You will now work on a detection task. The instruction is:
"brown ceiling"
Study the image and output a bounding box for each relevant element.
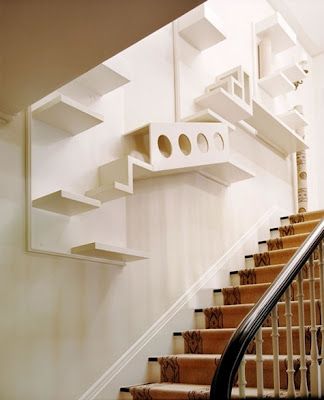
[0,0,204,115]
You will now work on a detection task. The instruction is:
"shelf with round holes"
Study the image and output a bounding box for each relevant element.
[85,122,255,202]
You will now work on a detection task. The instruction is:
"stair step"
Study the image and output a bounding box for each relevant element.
[203,300,321,329]
[215,278,321,305]
[126,383,289,399]
[266,232,308,251]
[180,326,321,355]
[288,209,324,224]
[279,219,320,237]
[231,262,319,286]
[151,354,309,389]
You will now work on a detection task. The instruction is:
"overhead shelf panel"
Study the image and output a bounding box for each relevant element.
[73,64,129,96]
[258,72,295,97]
[71,242,149,262]
[278,109,309,131]
[256,12,297,54]
[32,94,104,135]
[199,158,255,186]
[178,4,226,50]
[195,88,252,123]
[32,190,101,216]
[245,100,308,156]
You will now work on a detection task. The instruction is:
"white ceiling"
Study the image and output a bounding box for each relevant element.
[268,0,324,56]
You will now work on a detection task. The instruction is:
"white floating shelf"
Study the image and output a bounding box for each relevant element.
[278,109,309,131]
[71,242,148,262]
[74,64,129,96]
[182,108,236,131]
[195,88,252,123]
[258,72,295,97]
[256,12,297,54]
[178,4,225,51]
[32,93,104,135]
[245,100,308,156]
[199,158,255,186]
[32,190,101,216]
[282,63,307,83]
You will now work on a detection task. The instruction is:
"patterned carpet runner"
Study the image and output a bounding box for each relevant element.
[125,210,324,399]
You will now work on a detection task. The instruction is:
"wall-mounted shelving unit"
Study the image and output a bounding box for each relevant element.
[282,63,307,83]
[178,4,226,51]
[258,62,308,97]
[71,242,149,262]
[278,109,309,132]
[244,100,308,156]
[258,72,295,97]
[32,93,104,135]
[182,108,236,131]
[255,12,297,54]
[70,63,129,96]
[32,190,101,216]
[195,88,251,123]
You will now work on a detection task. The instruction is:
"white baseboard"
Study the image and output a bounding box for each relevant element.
[78,205,282,400]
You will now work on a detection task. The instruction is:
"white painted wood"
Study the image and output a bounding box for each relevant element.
[283,63,307,83]
[71,242,149,262]
[71,64,129,96]
[319,242,324,397]
[238,356,247,399]
[182,108,236,131]
[284,286,296,398]
[271,305,281,397]
[308,255,321,397]
[258,72,295,97]
[296,272,309,397]
[255,328,264,397]
[32,93,104,135]
[195,88,252,123]
[259,36,273,78]
[177,4,225,51]
[32,190,101,216]
[256,12,297,54]
[245,100,308,156]
[278,109,309,132]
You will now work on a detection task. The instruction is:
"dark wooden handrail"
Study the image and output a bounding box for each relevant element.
[210,219,324,399]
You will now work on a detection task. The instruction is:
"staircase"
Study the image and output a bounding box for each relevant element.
[120,210,324,399]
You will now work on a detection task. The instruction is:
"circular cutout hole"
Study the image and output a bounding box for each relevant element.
[157,135,172,158]
[178,134,192,156]
[197,133,209,153]
[214,132,224,151]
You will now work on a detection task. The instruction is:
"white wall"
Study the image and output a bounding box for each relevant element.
[0,0,321,399]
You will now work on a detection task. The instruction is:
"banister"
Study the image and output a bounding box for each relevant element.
[210,219,324,399]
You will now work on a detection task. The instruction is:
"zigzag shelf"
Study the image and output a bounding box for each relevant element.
[71,242,148,262]
[32,93,104,135]
[244,100,308,156]
[32,190,101,216]
[178,4,226,51]
[85,122,255,202]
